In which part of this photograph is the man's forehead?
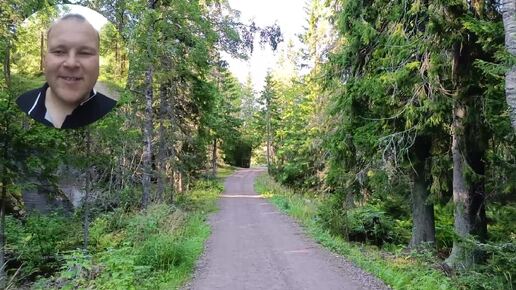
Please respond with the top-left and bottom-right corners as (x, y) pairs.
(47, 18), (100, 46)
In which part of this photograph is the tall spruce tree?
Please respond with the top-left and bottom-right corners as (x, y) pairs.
(321, 0), (446, 247)
(501, 0), (516, 130)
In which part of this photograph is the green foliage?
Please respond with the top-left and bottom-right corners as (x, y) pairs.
(222, 139), (252, 168)
(135, 235), (187, 271)
(124, 204), (176, 244)
(32, 177), (222, 289)
(5, 213), (81, 279)
(434, 204), (455, 250)
(452, 238), (516, 290)
(176, 178), (222, 212)
(316, 193), (348, 236)
(346, 204), (396, 246)
(317, 197), (408, 246)
(10, 6), (59, 76)
(98, 22), (128, 85)
(487, 204), (516, 242)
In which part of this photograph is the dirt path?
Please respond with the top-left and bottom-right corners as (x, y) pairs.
(94, 81), (119, 101)
(186, 168), (388, 290)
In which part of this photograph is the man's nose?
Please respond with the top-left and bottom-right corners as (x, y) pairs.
(63, 53), (80, 68)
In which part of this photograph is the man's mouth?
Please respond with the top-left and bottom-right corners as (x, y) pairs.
(60, 76), (82, 81)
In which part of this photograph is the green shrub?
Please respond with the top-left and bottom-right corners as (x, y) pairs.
(434, 204), (455, 250)
(487, 204), (516, 242)
(392, 218), (411, 245)
(125, 204), (174, 243)
(316, 197), (398, 246)
(89, 214), (125, 251)
(117, 187), (144, 210)
(347, 204), (396, 246)
(316, 193), (348, 236)
(452, 238), (516, 290)
(5, 213), (81, 279)
(28, 175), (224, 289)
(135, 235), (187, 271)
(96, 247), (141, 289)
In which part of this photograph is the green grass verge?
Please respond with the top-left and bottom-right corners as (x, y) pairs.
(30, 177), (226, 290)
(255, 173), (456, 290)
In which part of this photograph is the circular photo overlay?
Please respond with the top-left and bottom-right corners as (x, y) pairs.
(13, 5), (127, 129)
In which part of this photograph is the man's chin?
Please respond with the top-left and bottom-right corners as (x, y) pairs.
(53, 90), (89, 106)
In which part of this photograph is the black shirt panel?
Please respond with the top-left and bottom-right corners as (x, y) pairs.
(16, 83), (54, 127)
(16, 83), (117, 129)
(61, 93), (117, 129)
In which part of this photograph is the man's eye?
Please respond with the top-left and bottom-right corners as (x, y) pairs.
(52, 50), (65, 55)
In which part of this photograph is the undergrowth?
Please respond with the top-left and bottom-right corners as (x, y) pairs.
(5, 177), (224, 290)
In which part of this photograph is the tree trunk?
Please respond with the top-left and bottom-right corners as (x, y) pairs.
(177, 171), (184, 193)
(3, 38), (10, 89)
(142, 66), (153, 209)
(156, 84), (166, 201)
(445, 32), (489, 269)
(502, 0), (516, 130)
(266, 102), (272, 172)
(121, 50), (126, 77)
(168, 83), (177, 202)
(0, 177), (6, 289)
(446, 98), (488, 270)
(40, 30), (44, 73)
(409, 136), (435, 248)
(0, 37), (12, 288)
(141, 0), (157, 208)
(448, 99), (472, 268)
(82, 131), (92, 250)
(212, 138), (217, 177)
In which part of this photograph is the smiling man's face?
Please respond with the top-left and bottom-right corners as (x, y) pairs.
(44, 18), (99, 106)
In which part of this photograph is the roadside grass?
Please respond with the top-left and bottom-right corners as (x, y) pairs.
(216, 164), (237, 180)
(29, 167), (234, 290)
(255, 173), (456, 290)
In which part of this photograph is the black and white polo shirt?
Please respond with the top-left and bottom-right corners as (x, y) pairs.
(16, 83), (117, 129)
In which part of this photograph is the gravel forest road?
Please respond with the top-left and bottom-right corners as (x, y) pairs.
(186, 168), (388, 290)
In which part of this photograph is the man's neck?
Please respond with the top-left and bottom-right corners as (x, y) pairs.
(44, 87), (81, 128)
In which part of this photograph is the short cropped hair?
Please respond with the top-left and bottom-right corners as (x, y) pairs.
(47, 13), (100, 48)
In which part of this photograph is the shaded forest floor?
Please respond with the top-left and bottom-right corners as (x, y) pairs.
(5, 176), (228, 289)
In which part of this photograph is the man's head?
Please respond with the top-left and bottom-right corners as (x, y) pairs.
(44, 14), (100, 106)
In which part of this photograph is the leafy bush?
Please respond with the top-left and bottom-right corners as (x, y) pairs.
(30, 176), (224, 289)
(347, 204), (396, 246)
(487, 204), (516, 242)
(391, 218), (411, 245)
(316, 193), (348, 236)
(434, 204), (455, 250)
(317, 197), (397, 246)
(452, 238), (516, 290)
(125, 204), (175, 243)
(5, 213), (81, 279)
(96, 247), (140, 289)
(89, 214), (125, 251)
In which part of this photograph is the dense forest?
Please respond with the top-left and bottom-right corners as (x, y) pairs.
(0, 0), (514, 289)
